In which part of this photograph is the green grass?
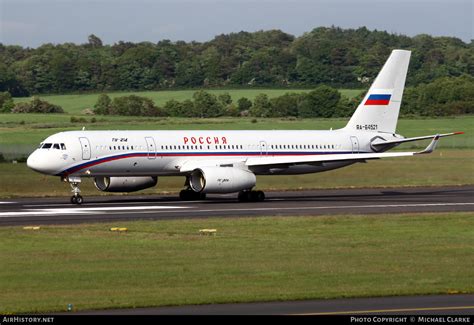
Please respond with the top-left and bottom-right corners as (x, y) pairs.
(0, 149), (472, 198)
(1, 212), (473, 313)
(13, 89), (362, 115)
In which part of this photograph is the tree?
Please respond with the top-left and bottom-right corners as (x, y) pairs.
(87, 34), (103, 48)
(192, 90), (224, 118)
(297, 86), (341, 118)
(249, 93), (271, 117)
(218, 92), (232, 106)
(108, 95), (163, 116)
(237, 97), (252, 111)
(0, 91), (14, 113)
(94, 94), (112, 115)
(268, 93), (300, 117)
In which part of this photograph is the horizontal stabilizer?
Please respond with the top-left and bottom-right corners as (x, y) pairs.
(371, 131), (464, 148)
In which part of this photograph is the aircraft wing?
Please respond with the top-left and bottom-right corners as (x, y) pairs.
(245, 135), (441, 168)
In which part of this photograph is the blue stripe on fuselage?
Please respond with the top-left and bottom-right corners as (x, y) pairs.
(57, 151), (363, 176)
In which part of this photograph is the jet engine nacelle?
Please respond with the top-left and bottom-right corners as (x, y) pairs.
(94, 176), (158, 192)
(189, 167), (256, 193)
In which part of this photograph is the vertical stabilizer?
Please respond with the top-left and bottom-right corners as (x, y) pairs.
(345, 50), (411, 134)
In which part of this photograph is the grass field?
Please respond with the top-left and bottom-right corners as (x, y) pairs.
(1, 212), (473, 313)
(13, 89), (363, 115)
(0, 149), (472, 198)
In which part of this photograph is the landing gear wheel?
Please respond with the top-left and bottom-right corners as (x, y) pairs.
(70, 195), (83, 205)
(255, 190), (265, 202)
(75, 195), (83, 205)
(179, 189), (206, 201)
(238, 190), (265, 202)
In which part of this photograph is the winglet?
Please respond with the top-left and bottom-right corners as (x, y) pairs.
(416, 134), (440, 154)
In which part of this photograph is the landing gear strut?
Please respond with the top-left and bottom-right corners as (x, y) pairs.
(238, 190), (265, 202)
(65, 176), (83, 205)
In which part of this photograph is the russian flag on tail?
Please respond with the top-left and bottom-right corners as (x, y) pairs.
(365, 94), (391, 105)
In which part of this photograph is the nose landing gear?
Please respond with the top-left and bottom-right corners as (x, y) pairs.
(64, 176), (83, 205)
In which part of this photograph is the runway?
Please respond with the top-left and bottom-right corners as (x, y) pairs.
(70, 294), (474, 315)
(0, 185), (473, 226)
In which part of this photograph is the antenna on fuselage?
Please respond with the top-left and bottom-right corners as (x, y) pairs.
(82, 126), (85, 131)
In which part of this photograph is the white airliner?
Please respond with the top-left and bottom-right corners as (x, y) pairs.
(27, 50), (462, 204)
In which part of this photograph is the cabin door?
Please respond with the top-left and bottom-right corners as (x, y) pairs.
(79, 137), (91, 160)
(350, 136), (359, 153)
(145, 137), (157, 159)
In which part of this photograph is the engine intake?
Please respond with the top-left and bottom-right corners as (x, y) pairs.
(189, 167), (256, 194)
(94, 176), (157, 192)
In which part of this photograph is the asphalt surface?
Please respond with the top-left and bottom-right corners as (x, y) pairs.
(69, 294), (474, 315)
(4, 186), (473, 316)
(0, 185), (473, 226)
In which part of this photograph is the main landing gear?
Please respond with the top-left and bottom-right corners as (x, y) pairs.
(66, 176), (83, 205)
(179, 177), (206, 200)
(238, 190), (265, 202)
(179, 189), (206, 201)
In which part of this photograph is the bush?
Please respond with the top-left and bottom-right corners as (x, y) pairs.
(93, 94), (111, 115)
(192, 90), (224, 118)
(70, 116), (87, 123)
(12, 97), (64, 113)
(401, 76), (474, 116)
(237, 97), (252, 111)
(0, 91), (14, 113)
(297, 86), (341, 118)
(268, 93), (300, 117)
(108, 95), (165, 117)
(249, 93), (271, 117)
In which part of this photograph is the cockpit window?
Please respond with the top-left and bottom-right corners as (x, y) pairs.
(61, 143), (66, 150)
(38, 143), (44, 149)
(53, 143), (60, 149)
(42, 143), (52, 149)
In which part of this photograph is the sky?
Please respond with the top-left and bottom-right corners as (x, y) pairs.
(0, 0), (472, 47)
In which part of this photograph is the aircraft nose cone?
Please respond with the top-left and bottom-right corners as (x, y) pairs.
(27, 151), (51, 174)
(27, 151), (40, 171)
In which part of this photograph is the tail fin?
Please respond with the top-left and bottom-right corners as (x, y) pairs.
(345, 49), (411, 134)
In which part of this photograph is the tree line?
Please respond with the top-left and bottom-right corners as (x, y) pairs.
(2, 76), (472, 118)
(1, 27), (472, 96)
(92, 86), (353, 118)
(92, 75), (474, 118)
